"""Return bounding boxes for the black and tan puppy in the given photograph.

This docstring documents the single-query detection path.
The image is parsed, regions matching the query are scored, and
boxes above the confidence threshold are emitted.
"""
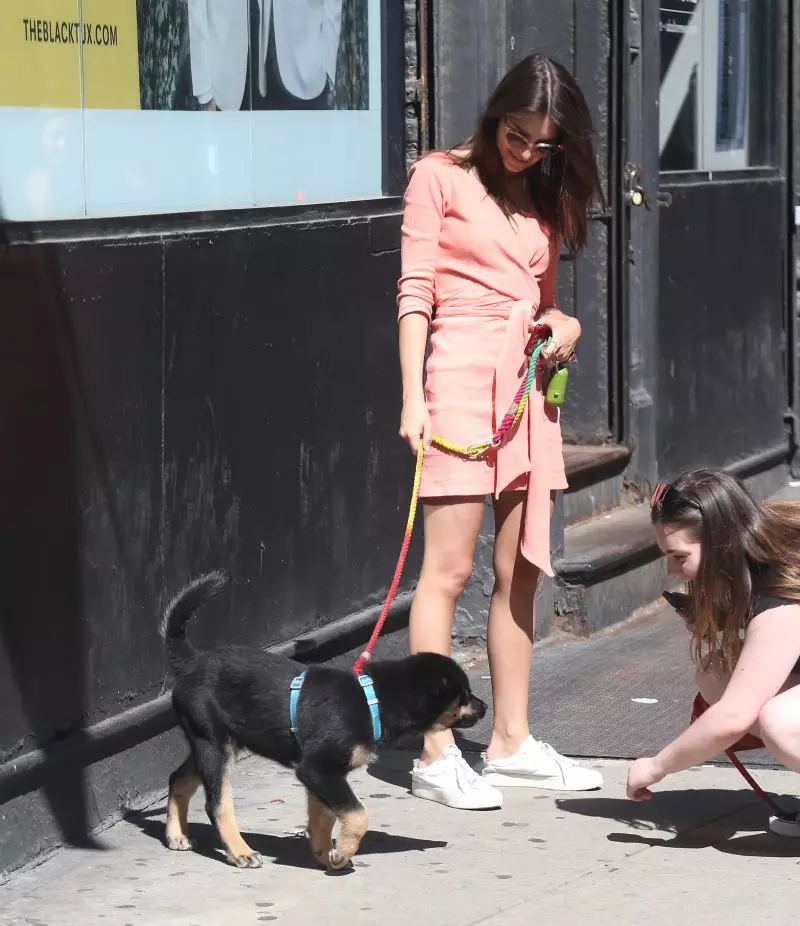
[160,571,486,871]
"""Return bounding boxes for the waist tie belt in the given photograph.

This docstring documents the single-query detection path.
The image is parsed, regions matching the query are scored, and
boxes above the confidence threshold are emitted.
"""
[434,299,559,576]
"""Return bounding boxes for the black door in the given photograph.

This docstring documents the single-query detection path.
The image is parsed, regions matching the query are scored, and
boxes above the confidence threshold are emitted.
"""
[653,0,791,479]
[430,0,619,448]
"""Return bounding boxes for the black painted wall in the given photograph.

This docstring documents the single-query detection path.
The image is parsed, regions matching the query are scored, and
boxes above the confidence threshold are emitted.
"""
[0,207,415,873]
[656,179,788,476]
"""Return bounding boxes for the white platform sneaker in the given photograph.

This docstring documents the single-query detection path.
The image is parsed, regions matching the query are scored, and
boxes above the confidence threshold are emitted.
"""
[480,736,603,791]
[411,744,504,810]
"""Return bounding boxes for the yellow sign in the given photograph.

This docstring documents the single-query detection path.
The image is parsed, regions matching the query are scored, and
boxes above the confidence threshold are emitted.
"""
[82,0,140,110]
[0,0,140,109]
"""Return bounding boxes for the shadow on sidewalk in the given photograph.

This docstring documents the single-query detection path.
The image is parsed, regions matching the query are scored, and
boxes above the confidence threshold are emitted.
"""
[126,808,448,870]
[555,789,800,858]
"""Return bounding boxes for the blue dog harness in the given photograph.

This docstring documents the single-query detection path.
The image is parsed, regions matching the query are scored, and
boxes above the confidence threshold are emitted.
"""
[289,672,382,741]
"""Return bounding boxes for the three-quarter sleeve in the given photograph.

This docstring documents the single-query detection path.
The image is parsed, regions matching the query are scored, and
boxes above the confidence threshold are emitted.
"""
[397,156,448,323]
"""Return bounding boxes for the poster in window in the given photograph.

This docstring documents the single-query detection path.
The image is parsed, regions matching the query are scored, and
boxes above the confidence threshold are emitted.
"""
[135,0,369,113]
[0,0,380,219]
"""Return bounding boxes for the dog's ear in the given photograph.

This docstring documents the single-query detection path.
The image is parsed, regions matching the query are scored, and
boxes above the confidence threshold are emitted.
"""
[428,671,452,698]
[430,666,468,706]
[415,654,471,704]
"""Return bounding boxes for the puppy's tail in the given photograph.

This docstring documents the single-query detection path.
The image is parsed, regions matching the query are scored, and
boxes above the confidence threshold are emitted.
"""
[160,571,230,675]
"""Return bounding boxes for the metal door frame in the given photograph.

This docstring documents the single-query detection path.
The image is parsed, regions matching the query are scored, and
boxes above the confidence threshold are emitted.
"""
[788,0,799,475]
[613,0,661,495]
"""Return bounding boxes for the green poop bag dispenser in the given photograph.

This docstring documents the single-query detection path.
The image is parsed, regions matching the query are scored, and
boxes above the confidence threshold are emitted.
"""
[546,364,569,407]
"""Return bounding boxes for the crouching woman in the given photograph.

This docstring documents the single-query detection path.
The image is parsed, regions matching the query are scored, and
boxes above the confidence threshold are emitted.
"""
[627,469,800,835]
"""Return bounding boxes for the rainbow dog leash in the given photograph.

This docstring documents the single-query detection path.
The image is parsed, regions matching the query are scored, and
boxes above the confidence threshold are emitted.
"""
[431,331,557,459]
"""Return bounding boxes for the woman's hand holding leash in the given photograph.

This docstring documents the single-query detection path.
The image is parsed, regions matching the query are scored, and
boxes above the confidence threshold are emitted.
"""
[400,391,432,455]
[400,310,581,456]
[534,310,581,363]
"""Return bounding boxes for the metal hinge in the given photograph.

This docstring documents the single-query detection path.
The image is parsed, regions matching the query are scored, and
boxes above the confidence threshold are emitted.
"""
[628,5,641,57]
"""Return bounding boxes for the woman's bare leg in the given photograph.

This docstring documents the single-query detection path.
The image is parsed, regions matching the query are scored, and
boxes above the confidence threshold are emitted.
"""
[484,490,542,759]
[479,491,602,791]
[758,683,800,772]
[408,496,485,767]
[698,656,800,751]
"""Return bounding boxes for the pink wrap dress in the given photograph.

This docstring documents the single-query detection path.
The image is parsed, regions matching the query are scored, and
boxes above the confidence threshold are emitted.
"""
[397,152,568,577]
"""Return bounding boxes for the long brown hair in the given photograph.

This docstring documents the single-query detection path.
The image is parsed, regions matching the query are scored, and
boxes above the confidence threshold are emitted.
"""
[652,469,800,671]
[449,54,604,254]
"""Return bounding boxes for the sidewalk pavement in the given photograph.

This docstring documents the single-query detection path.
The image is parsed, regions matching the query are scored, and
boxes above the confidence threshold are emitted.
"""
[1,751,798,925]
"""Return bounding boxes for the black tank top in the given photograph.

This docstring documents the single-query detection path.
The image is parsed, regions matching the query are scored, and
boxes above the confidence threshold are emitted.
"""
[749,593,800,674]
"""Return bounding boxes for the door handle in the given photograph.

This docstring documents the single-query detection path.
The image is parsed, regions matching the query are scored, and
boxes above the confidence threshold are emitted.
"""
[626,186,646,207]
[623,164,673,209]
[624,163,646,207]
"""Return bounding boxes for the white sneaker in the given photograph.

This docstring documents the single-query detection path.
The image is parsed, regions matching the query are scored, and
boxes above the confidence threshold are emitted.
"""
[769,813,800,837]
[411,744,504,810]
[480,735,603,791]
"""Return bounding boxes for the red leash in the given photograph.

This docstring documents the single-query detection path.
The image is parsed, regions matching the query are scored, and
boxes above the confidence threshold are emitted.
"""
[352,444,425,675]
[691,693,792,820]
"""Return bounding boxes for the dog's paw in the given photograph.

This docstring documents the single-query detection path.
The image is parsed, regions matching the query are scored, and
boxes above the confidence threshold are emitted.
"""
[228,851,263,869]
[166,836,194,852]
[309,843,329,868]
[307,830,333,868]
[327,847,353,871]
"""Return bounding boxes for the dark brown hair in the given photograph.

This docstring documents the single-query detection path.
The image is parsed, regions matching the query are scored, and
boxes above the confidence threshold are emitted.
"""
[449,54,604,254]
[651,469,800,671]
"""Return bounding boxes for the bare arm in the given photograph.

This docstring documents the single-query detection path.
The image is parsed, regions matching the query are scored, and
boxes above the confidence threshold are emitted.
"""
[628,604,800,798]
[658,605,800,773]
[533,236,581,363]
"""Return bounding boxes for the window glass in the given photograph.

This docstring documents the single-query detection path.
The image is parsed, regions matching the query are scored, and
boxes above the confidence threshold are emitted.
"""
[0,0,382,220]
[659,0,781,173]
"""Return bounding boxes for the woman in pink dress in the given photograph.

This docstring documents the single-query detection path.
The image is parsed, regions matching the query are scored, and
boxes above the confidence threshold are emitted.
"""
[397,54,604,809]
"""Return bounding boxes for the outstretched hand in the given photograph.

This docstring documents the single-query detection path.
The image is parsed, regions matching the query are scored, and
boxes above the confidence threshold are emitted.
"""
[626,757,665,801]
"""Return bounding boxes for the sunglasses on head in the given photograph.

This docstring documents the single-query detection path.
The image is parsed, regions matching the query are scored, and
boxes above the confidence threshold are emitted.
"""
[650,482,702,517]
